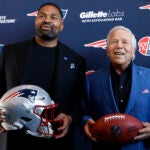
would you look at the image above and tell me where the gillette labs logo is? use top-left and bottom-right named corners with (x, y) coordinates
top-left (27, 9), bottom-right (68, 20)
top-left (80, 9), bottom-right (125, 23)
top-left (84, 39), bottom-right (107, 49)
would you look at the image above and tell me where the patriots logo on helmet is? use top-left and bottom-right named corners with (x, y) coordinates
top-left (2, 89), bottom-right (38, 103)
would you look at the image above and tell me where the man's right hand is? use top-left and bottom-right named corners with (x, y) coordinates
top-left (0, 109), bottom-right (5, 133)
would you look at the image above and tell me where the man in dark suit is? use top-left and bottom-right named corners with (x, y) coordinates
top-left (0, 2), bottom-right (86, 150)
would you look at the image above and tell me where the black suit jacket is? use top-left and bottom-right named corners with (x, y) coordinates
top-left (0, 39), bottom-right (86, 150)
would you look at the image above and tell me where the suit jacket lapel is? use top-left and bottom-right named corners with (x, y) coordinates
top-left (52, 42), bottom-right (66, 101)
top-left (125, 64), bottom-right (140, 113)
top-left (53, 42), bottom-right (76, 101)
top-left (102, 68), bottom-right (119, 112)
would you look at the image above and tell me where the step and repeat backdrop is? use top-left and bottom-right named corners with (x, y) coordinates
top-left (0, 0), bottom-right (150, 149)
top-left (0, 0), bottom-right (150, 71)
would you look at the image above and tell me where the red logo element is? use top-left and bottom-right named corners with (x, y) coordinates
top-left (139, 4), bottom-right (150, 10)
top-left (142, 89), bottom-right (149, 93)
top-left (86, 70), bottom-right (95, 76)
top-left (138, 36), bottom-right (150, 56)
top-left (27, 11), bottom-right (38, 16)
top-left (26, 9), bottom-right (68, 19)
top-left (84, 39), bottom-right (107, 49)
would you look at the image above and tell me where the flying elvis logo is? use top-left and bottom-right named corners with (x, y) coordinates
top-left (139, 4), bottom-right (150, 10)
top-left (84, 39), bottom-right (107, 49)
top-left (1, 89), bottom-right (38, 103)
top-left (27, 9), bottom-right (68, 20)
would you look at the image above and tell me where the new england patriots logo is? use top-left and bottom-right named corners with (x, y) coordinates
top-left (84, 39), bottom-right (107, 49)
top-left (2, 89), bottom-right (38, 103)
top-left (139, 5), bottom-right (150, 10)
top-left (27, 9), bottom-right (68, 20)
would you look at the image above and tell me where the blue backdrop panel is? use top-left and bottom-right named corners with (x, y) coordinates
top-left (0, 0), bottom-right (150, 70)
top-left (0, 0), bottom-right (150, 149)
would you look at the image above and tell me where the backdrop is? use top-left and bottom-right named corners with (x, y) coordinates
top-left (0, 0), bottom-right (150, 149)
top-left (0, 0), bottom-right (150, 70)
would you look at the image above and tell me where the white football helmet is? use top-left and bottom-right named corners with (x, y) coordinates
top-left (0, 84), bottom-right (62, 138)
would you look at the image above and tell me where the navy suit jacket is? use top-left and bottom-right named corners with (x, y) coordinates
top-left (82, 63), bottom-right (150, 150)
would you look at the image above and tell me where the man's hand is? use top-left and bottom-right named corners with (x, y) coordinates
top-left (83, 119), bottom-right (97, 142)
top-left (134, 122), bottom-right (150, 140)
top-left (54, 113), bottom-right (72, 139)
top-left (0, 109), bottom-right (5, 133)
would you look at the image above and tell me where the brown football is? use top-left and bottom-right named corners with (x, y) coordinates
top-left (90, 113), bottom-right (143, 144)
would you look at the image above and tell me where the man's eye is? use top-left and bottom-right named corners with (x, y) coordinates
top-left (51, 15), bottom-right (61, 20)
top-left (111, 41), bottom-right (117, 44)
top-left (38, 15), bottom-right (45, 18)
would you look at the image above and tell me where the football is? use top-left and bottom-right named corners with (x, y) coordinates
top-left (90, 113), bottom-right (143, 144)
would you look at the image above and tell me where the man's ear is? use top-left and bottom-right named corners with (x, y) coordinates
top-left (106, 47), bottom-right (110, 57)
top-left (60, 22), bottom-right (64, 31)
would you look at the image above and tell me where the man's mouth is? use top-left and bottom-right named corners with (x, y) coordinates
top-left (114, 52), bottom-right (125, 55)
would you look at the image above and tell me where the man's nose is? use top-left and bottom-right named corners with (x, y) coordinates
top-left (117, 41), bottom-right (123, 49)
top-left (43, 16), bottom-right (52, 22)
